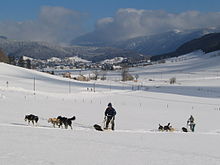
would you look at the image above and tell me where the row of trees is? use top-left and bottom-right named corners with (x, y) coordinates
top-left (8, 56), bottom-right (32, 69)
top-left (0, 49), bottom-right (9, 63)
top-left (0, 49), bottom-right (31, 69)
top-left (91, 67), bottom-right (138, 82)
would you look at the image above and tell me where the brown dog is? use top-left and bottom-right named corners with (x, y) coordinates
top-left (48, 118), bottom-right (61, 128)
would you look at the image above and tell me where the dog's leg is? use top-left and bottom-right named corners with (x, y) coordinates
top-left (35, 121), bottom-right (39, 127)
top-left (55, 122), bottom-right (59, 128)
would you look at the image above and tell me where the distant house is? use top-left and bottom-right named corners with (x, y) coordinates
top-left (113, 65), bottom-right (122, 70)
top-left (101, 63), bottom-right (114, 70)
top-left (76, 75), bottom-right (89, 81)
top-left (63, 72), bottom-right (71, 78)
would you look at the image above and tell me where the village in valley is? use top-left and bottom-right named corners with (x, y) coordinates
top-left (8, 55), bottom-right (152, 81)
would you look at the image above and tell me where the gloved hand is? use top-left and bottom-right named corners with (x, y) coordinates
top-left (104, 116), bottom-right (107, 120)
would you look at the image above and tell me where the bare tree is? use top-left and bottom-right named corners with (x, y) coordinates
top-left (100, 70), bottom-right (107, 80)
top-left (121, 67), bottom-right (134, 81)
top-left (93, 70), bottom-right (99, 80)
top-left (169, 77), bottom-right (176, 84)
top-left (121, 67), bottom-right (128, 81)
top-left (135, 74), bottom-right (139, 81)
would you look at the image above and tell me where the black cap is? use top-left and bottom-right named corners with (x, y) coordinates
top-left (108, 103), bottom-right (112, 106)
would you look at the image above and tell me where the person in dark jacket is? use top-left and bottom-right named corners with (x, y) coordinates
top-left (187, 115), bottom-right (196, 132)
top-left (104, 103), bottom-right (116, 130)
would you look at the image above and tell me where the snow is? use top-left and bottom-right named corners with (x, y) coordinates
top-left (101, 57), bottom-right (124, 64)
top-left (1, 50), bottom-right (220, 165)
top-left (22, 56), bottom-right (33, 61)
top-left (47, 57), bottom-right (61, 62)
top-left (66, 56), bottom-right (91, 63)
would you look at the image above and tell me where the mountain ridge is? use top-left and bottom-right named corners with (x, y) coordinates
top-left (151, 33), bottom-right (220, 61)
top-left (0, 38), bottom-right (141, 62)
top-left (72, 27), bottom-right (220, 55)
top-left (1, 27), bottom-right (220, 63)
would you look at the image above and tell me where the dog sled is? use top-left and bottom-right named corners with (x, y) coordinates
top-left (93, 124), bottom-right (115, 131)
top-left (93, 117), bottom-right (115, 131)
top-left (93, 124), bottom-right (104, 131)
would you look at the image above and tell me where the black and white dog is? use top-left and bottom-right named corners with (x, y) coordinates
top-left (158, 124), bottom-right (164, 131)
top-left (163, 123), bottom-right (171, 131)
top-left (57, 116), bottom-right (76, 129)
top-left (25, 114), bottom-right (39, 125)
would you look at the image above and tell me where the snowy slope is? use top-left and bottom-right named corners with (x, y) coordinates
top-left (1, 51), bottom-right (220, 165)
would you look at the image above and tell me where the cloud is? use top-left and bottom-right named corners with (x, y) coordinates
top-left (91, 9), bottom-right (220, 42)
top-left (0, 6), bottom-right (87, 44)
top-left (1, 7), bottom-right (220, 44)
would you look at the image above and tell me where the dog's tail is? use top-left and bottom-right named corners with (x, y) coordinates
top-left (69, 116), bottom-right (76, 121)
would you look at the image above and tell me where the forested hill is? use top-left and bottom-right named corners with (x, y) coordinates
top-left (151, 33), bottom-right (220, 61)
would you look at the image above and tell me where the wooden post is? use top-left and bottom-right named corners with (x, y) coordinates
top-left (69, 81), bottom-right (71, 94)
top-left (33, 77), bottom-right (36, 95)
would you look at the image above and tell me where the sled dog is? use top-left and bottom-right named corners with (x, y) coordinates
top-left (25, 114), bottom-right (39, 125)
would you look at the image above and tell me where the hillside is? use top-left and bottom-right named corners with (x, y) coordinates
top-left (176, 33), bottom-right (220, 54)
top-left (72, 27), bottom-right (220, 55)
top-left (151, 33), bottom-right (220, 61)
top-left (1, 50), bottom-right (220, 164)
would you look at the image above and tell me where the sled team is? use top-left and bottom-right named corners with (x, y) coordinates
top-left (25, 103), bottom-right (196, 132)
top-left (158, 115), bottom-right (196, 132)
top-left (25, 114), bottom-right (76, 129)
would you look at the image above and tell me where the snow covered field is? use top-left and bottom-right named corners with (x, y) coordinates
top-left (1, 51), bottom-right (220, 165)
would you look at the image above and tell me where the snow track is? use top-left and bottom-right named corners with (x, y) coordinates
top-left (1, 122), bottom-right (220, 136)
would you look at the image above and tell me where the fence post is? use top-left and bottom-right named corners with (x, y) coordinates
top-left (69, 81), bottom-right (71, 94)
top-left (33, 77), bottom-right (36, 95)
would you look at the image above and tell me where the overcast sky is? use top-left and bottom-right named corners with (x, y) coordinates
top-left (0, 0), bottom-right (220, 44)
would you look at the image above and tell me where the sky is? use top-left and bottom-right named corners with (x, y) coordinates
top-left (0, 0), bottom-right (220, 44)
